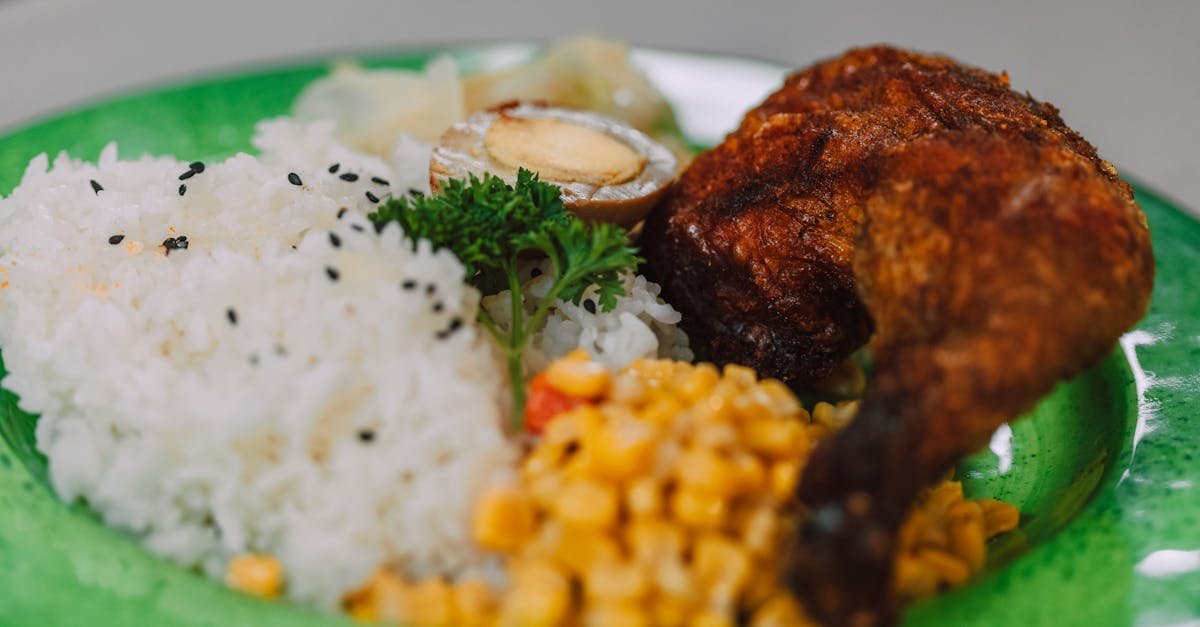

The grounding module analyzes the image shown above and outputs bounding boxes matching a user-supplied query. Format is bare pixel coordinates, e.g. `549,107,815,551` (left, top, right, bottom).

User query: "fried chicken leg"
640,46,1154,625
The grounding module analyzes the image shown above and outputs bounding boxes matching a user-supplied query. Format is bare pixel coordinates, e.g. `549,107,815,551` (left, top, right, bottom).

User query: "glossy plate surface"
0,44,1197,627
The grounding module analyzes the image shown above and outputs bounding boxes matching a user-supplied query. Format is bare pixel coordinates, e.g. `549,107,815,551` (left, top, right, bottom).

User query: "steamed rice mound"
0,122,514,607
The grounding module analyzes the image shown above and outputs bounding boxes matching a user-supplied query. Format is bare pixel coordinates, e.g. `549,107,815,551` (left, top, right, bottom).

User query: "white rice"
0,120,513,607
0,114,689,609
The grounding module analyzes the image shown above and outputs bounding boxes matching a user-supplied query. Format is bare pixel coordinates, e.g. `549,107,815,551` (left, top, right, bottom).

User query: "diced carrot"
524,372,583,434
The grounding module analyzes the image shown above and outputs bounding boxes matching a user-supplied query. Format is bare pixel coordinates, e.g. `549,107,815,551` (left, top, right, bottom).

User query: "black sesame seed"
288,172,303,186
365,191,380,204
357,429,376,443
226,308,238,326
249,354,259,366
407,188,421,196
339,173,359,182
108,234,125,245
178,184,187,196
449,317,463,331
425,283,437,295
350,224,364,233
530,267,543,278
583,299,597,314
432,301,444,313
337,207,348,219
329,232,341,248
90,180,104,194
179,169,195,181
189,161,205,173
370,176,390,186
401,279,417,291
325,266,340,281
373,220,386,234
328,163,340,174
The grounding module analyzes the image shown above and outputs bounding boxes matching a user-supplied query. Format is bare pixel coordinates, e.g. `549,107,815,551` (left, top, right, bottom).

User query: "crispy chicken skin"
641,46,1154,624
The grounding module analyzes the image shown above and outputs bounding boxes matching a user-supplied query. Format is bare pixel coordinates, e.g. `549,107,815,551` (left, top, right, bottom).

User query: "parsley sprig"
370,169,641,425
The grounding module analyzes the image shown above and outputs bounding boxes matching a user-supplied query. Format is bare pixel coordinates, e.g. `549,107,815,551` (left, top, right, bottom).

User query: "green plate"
0,44,1197,627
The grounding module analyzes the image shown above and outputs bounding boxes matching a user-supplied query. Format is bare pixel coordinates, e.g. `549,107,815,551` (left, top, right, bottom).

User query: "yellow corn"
498,560,570,627
738,505,779,556
641,395,685,427
690,609,736,627
742,419,805,458
474,484,535,552
756,379,803,418
546,351,612,399
582,602,651,627
979,498,1021,536
584,560,650,602
768,460,800,501
693,533,751,606
675,447,738,497
403,577,455,625
357,569,408,623
730,452,766,494
554,527,622,575
556,478,619,529
588,419,658,480
670,487,727,528
748,592,812,627
947,500,986,570
650,593,693,626
916,548,970,585
226,554,284,599
454,579,497,626
722,364,757,388
679,363,720,401
627,520,685,565
625,477,663,519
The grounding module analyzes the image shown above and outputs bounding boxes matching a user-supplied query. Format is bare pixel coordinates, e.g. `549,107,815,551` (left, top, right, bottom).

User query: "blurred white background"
1,0,1197,212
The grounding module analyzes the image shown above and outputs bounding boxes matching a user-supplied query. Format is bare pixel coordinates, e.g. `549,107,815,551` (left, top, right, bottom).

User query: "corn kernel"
360,570,409,622
748,592,812,627
916,548,970,585
454,579,497,626
730,452,766,494
653,557,697,600
722,364,757,388
627,520,685,565
556,478,619,528
650,593,693,626
947,500,986,570
611,373,648,406
756,379,802,417
584,560,650,602
690,608,736,627
894,554,940,599
226,554,284,599
768,460,800,501
403,577,455,625
498,560,570,627
676,447,738,497
546,355,612,399
693,533,751,605
583,602,651,627
641,396,685,427
692,391,735,423
670,488,727,528
626,477,663,518
979,498,1021,536
589,419,658,480
742,419,805,458
739,505,778,555
679,363,720,401
555,528,622,574
474,484,535,552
